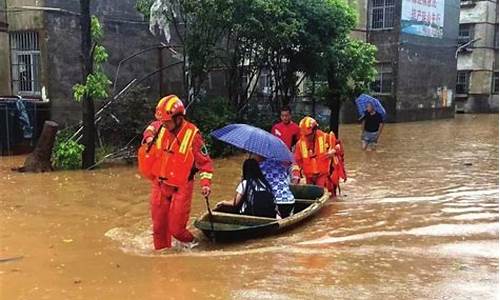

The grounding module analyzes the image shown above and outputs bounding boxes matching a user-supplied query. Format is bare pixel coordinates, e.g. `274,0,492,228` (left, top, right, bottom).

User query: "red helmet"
299,116,318,136
155,95,185,122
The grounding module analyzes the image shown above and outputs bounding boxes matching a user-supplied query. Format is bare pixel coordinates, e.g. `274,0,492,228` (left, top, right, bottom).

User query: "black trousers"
276,204,294,218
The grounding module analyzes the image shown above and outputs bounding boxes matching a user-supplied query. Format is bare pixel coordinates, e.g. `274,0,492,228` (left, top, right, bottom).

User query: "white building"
456,0,499,112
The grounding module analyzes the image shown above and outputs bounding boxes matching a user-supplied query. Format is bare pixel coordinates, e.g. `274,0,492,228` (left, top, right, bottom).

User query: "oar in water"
204,196,216,242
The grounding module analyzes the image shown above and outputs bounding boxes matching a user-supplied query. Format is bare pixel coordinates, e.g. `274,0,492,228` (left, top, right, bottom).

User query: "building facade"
362,0,461,122
0,0,177,126
455,0,499,113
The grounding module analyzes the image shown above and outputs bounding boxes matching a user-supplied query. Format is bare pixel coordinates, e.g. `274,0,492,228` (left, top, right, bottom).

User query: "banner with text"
401,0,445,38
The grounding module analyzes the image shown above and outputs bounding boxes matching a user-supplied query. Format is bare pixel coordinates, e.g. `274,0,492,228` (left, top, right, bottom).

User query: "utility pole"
80,0,95,168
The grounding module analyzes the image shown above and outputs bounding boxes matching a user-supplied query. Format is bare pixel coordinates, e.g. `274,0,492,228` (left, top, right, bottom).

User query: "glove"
201,186,211,197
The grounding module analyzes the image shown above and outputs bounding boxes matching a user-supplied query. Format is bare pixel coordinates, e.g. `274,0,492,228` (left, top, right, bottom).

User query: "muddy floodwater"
1,114,498,299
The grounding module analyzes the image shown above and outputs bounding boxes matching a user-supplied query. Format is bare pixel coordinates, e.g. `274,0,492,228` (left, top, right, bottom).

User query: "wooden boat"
194,184,329,242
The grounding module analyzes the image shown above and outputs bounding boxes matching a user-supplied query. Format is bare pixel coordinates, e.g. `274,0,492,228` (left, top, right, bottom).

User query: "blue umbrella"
355,94,386,119
211,124,294,162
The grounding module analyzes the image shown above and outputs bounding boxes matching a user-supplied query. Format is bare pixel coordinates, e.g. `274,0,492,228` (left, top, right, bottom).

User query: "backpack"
240,179,276,218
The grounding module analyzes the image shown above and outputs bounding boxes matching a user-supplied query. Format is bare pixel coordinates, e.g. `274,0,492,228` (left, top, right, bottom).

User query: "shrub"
52,130,85,170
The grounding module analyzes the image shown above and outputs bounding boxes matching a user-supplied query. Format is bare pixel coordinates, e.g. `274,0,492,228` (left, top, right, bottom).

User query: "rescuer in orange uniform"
291,116,341,194
138,95,213,250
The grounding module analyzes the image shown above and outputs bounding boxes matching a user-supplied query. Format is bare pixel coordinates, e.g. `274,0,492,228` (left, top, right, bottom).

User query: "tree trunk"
328,96,341,138
15,121,58,173
312,79,316,116
80,0,95,169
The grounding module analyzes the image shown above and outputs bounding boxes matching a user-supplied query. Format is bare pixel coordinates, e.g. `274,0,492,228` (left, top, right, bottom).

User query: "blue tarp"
0,98,36,154
15,98,33,139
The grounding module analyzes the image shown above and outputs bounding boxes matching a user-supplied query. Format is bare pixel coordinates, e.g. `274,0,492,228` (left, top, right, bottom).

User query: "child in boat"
216,159,276,218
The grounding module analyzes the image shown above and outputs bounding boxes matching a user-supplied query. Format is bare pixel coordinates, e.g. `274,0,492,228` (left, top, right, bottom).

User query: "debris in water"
0,256,24,263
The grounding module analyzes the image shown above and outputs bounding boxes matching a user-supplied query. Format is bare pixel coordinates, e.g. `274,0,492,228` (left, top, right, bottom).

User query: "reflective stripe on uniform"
199,172,213,180
155,127,166,149
318,136,325,153
300,141,308,158
179,128,193,154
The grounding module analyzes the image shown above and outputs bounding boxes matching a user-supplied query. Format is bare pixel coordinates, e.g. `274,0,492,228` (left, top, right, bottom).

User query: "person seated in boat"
216,159,276,218
250,154,296,219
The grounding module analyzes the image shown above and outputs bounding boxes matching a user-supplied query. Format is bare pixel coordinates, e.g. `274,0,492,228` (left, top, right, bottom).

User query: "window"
371,63,392,94
458,24,473,44
9,32,41,95
371,0,395,29
456,71,469,94
492,72,498,94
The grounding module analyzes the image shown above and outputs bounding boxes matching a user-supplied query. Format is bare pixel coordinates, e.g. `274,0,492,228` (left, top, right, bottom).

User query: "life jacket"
239,179,276,218
330,139,347,193
137,124,163,180
155,121,199,187
296,130,337,176
138,143,159,180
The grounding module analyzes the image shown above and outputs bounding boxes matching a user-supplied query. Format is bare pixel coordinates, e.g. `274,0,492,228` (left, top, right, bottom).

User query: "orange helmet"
299,116,318,136
155,95,186,122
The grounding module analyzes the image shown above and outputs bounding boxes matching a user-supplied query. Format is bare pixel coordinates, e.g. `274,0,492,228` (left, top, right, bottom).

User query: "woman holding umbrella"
211,124,296,218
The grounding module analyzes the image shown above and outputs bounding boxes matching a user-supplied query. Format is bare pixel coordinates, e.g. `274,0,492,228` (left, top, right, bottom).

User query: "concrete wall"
348,0,368,40
0,0,10,95
42,0,166,125
457,0,498,113
460,0,498,24
2,0,46,96
366,0,401,122
457,48,497,70
395,0,460,121
6,0,45,30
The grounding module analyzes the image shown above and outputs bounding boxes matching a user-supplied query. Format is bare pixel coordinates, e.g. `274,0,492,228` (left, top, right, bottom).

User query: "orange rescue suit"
137,120,213,249
293,130,336,176
292,130,338,194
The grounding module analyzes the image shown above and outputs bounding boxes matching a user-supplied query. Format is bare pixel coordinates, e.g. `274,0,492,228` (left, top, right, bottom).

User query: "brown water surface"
1,114,498,299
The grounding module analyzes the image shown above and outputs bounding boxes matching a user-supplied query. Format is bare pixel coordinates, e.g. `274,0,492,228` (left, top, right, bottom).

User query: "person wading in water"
138,95,214,250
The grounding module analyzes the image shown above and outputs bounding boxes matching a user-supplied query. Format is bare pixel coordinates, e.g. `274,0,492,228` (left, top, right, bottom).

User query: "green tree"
147,0,232,103
140,0,374,134
136,0,154,18
325,38,377,136
73,10,112,168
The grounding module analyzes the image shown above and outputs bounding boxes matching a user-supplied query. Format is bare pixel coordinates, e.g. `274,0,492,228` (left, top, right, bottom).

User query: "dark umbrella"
211,124,294,162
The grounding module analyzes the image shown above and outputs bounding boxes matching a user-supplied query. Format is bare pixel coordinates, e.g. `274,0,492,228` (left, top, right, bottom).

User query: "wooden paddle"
204,196,216,242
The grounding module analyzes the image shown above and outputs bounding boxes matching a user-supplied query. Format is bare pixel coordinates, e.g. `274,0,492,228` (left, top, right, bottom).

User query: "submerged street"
0,114,498,299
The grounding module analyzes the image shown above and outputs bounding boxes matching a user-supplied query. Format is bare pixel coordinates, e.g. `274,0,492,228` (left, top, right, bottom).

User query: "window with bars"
371,63,393,94
492,72,498,94
458,24,473,44
9,32,41,95
371,0,395,29
456,71,469,94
